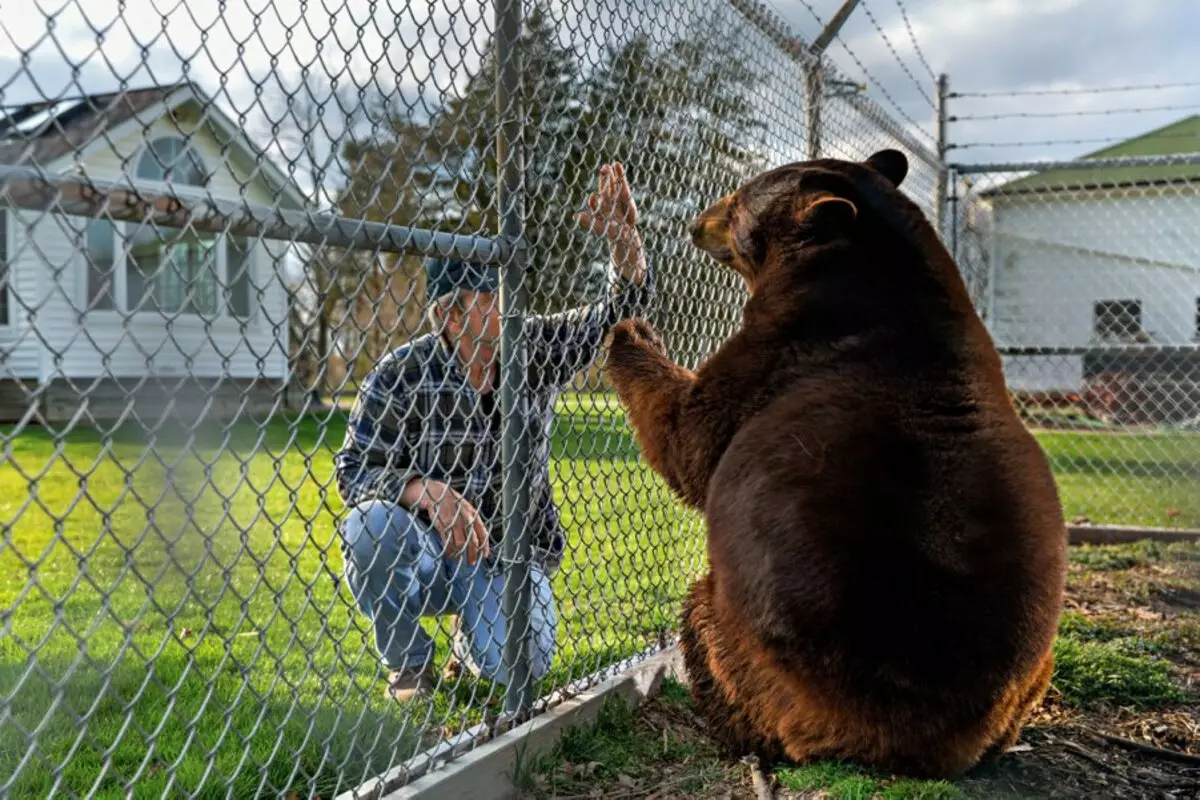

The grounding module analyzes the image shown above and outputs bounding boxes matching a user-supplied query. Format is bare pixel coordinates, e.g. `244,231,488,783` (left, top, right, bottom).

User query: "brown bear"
603,149,1068,779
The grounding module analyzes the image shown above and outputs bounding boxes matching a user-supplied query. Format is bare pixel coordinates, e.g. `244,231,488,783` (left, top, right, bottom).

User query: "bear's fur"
604,150,1068,778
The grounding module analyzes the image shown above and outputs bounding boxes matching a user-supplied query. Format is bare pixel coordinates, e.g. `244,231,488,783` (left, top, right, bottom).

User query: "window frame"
0,208,12,327
77,135,259,323
1092,298,1143,342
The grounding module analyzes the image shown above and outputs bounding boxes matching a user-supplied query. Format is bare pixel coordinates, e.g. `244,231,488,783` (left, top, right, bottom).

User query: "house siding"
12,101,291,387
988,190,1200,393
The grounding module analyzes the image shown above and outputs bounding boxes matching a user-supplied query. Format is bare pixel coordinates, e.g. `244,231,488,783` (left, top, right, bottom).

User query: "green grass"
1033,429,1200,528
0,394,1196,797
1068,538,1200,571
776,762,964,800
0,395,702,799
1052,618,1189,709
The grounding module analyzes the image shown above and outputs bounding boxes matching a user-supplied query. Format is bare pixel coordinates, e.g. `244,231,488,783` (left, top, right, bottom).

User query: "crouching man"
333,163,653,701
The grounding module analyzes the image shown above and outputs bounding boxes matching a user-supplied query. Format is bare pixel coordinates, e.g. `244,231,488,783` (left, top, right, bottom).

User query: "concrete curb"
1068,524,1200,545
380,647,687,800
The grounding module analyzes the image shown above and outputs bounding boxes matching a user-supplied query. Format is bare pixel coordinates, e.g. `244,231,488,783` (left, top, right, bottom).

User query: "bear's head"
689,149,912,290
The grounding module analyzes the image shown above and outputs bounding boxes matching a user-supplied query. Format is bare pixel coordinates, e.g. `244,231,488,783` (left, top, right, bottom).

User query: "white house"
0,82,311,424
974,115,1200,417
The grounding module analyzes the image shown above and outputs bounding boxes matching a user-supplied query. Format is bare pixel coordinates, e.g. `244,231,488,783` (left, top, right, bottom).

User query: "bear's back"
703,322,1066,718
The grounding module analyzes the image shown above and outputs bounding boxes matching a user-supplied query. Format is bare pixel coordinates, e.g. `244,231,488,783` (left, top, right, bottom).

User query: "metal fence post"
495,0,534,718
934,73,949,241
804,63,823,161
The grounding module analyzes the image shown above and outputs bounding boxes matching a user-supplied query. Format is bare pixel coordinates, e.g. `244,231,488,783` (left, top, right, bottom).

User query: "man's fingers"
472,517,490,561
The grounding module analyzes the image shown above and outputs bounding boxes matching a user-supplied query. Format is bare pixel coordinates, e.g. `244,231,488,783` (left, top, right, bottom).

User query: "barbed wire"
951,103,1200,122
765,0,938,146
947,132,1200,150
893,0,936,83
857,0,935,109
950,81,1200,99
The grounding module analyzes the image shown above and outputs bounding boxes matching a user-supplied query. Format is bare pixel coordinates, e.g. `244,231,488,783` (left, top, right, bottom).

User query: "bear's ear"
795,194,858,233
865,149,908,187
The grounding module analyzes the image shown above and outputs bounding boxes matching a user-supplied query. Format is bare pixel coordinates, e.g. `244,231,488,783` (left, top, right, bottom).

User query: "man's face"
451,290,501,355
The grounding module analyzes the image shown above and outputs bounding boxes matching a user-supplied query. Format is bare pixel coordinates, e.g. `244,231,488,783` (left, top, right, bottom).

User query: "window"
85,217,117,311
226,236,253,318
0,209,9,326
79,219,254,320
136,136,207,185
77,139,253,320
1094,299,1142,341
1195,297,1199,340
127,224,219,315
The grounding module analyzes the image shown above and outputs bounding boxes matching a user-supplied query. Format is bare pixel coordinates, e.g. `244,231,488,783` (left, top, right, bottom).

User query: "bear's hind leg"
680,574,785,765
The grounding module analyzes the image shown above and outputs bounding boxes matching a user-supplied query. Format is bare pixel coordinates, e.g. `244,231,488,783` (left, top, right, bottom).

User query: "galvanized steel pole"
934,73,949,240
495,0,534,717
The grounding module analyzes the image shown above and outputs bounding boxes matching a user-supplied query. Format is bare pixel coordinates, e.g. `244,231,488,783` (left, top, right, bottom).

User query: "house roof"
979,114,1200,198
0,82,310,211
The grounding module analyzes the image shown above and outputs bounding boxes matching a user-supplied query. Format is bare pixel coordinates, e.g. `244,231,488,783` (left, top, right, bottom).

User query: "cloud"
5,0,1195,198
765,0,1200,168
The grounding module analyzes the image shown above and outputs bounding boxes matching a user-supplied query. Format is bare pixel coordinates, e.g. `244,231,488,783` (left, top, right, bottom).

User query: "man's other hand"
410,480,490,565
579,161,647,285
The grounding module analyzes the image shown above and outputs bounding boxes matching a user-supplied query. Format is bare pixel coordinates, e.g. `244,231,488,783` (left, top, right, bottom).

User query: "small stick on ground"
1093,733,1200,768
741,755,774,800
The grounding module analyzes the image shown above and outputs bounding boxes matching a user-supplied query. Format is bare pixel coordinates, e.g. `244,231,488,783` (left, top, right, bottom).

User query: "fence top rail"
951,151,1200,174
0,163,511,264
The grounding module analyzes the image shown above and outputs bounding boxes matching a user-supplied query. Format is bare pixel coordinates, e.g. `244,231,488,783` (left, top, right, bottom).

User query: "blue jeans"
340,500,558,685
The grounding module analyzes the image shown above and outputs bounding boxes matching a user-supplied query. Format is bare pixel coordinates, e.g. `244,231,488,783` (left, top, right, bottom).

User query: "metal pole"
495,0,533,718
0,164,510,263
934,73,949,240
804,63,823,161
803,0,860,162
949,172,959,265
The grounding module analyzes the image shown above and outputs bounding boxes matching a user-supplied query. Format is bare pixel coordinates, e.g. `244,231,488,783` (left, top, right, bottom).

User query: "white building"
0,82,310,424
974,115,1200,421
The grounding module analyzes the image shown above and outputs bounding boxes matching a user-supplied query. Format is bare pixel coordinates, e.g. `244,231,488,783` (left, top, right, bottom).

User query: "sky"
2,0,1198,187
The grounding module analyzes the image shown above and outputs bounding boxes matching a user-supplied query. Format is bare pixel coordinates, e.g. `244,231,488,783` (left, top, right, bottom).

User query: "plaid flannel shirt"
334,262,654,575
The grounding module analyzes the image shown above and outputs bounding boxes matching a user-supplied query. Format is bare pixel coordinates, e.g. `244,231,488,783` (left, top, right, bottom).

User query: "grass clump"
776,761,963,800
1051,635,1187,709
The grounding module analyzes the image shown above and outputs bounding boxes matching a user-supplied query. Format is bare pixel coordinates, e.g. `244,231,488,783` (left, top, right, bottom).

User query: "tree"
430,2,595,314
578,21,768,368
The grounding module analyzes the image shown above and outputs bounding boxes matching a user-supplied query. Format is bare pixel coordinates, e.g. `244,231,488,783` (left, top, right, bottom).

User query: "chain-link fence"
950,152,1200,532
0,0,947,796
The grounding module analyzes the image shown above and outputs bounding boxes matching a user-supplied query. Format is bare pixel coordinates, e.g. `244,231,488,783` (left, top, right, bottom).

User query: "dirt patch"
521,541,1200,799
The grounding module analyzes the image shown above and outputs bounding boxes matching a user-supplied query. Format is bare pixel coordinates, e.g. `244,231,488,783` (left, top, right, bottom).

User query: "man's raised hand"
579,161,646,284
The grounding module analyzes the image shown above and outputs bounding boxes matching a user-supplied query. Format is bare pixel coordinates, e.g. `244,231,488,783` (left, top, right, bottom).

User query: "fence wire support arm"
495,0,535,720
0,165,509,263
809,0,861,57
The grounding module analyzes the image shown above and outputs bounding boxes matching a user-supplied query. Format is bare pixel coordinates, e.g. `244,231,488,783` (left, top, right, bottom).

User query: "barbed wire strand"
893,0,936,83
952,103,1200,122
857,0,935,109
950,81,1200,99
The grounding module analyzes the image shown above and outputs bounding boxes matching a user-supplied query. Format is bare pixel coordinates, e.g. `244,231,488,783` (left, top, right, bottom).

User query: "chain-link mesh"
0,0,947,796
951,154,1200,532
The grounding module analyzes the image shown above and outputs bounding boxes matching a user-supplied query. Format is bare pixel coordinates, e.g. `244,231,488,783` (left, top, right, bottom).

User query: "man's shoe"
385,667,437,703
450,617,484,679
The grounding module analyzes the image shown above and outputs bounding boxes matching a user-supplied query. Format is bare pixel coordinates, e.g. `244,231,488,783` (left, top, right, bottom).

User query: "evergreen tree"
431,2,593,314
579,18,768,367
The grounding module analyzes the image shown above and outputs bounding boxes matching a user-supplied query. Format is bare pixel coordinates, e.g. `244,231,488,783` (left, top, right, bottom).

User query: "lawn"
0,394,1196,798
